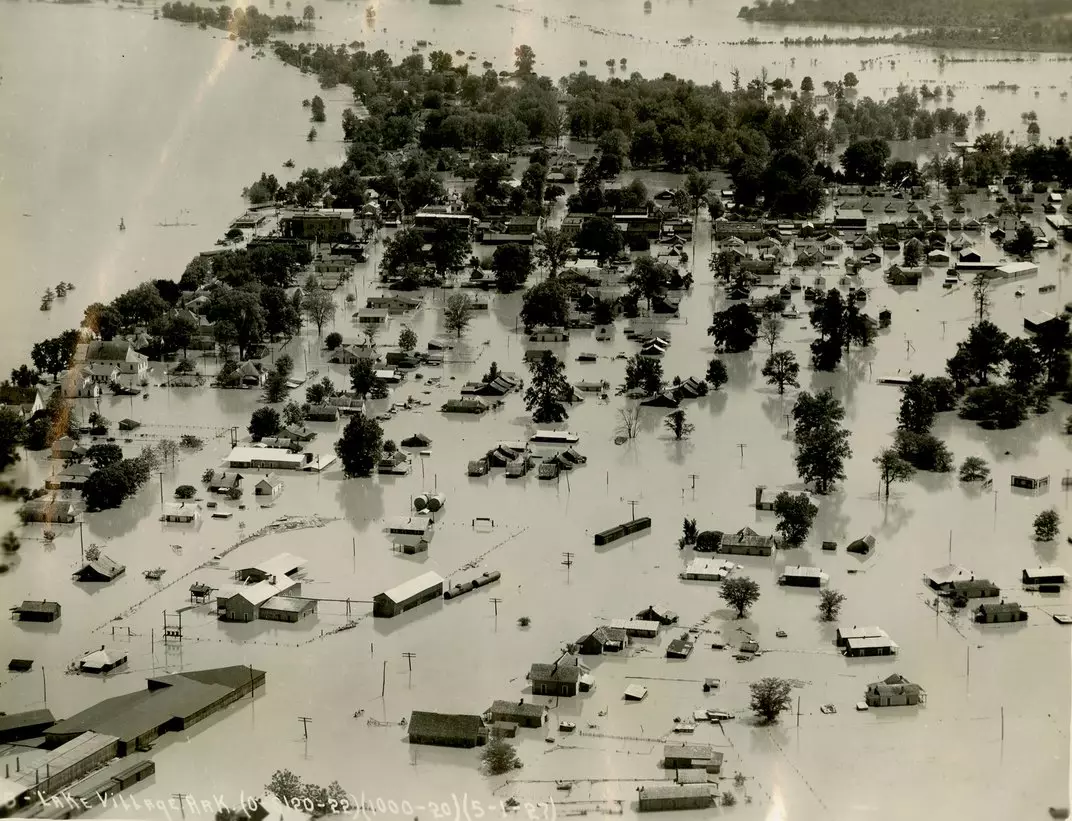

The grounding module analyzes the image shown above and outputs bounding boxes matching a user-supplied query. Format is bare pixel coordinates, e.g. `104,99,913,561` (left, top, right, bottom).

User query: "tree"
325,331,343,350
85,443,124,470
208,289,265,360
524,351,570,424
1005,223,1036,259
898,374,938,433
576,216,624,265
303,290,336,336
623,257,671,310
773,491,817,546
88,412,110,434
706,358,728,390
282,401,306,427
801,76,814,93
398,327,418,352
663,409,694,441
970,272,992,324
841,138,891,185
534,227,571,277
249,407,281,441
264,371,289,404
275,354,294,379
616,406,641,440
894,430,954,472
793,390,851,494
1005,338,1043,393
175,484,196,500
902,241,922,269
514,44,536,75
959,456,990,483
349,359,380,398
762,351,799,394
873,448,915,498
948,321,1008,387
10,365,39,389
620,354,664,396
31,330,80,381
843,71,859,88
491,243,533,292
760,313,783,355
84,303,123,340
444,293,474,337
482,738,522,775
335,412,383,477
520,279,569,331
266,770,304,807
750,677,793,724
0,407,23,472
380,228,426,282
818,589,846,622
429,223,471,280
1034,508,1060,541
113,282,168,327
959,384,1027,429
720,576,760,618
310,95,325,122
708,304,759,353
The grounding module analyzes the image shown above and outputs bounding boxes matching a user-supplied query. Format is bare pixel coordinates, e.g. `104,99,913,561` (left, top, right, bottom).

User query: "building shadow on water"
86,488,157,540
371,596,444,637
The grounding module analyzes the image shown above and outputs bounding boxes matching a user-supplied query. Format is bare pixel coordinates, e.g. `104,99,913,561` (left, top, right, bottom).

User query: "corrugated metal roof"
10,732,119,788
380,571,444,604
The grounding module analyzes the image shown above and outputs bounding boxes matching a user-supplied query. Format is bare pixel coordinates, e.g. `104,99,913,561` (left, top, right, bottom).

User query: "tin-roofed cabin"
10,600,60,622
408,711,487,748
975,602,1028,624
1023,567,1067,585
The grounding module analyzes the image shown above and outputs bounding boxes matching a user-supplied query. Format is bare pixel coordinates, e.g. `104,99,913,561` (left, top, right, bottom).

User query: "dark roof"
976,602,1023,616
0,709,55,734
8,659,33,672
13,600,60,615
408,711,485,742
47,667,263,744
489,700,544,719
528,659,584,683
401,433,432,447
75,556,125,579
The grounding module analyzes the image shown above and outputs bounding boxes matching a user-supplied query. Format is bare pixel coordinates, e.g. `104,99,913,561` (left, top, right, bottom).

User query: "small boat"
119,217,126,231
555,781,573,791
144,568,166,580
211,511,233,520
558,720,576,732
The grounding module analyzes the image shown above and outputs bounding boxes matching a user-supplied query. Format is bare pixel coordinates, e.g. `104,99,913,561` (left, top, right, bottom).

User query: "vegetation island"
739,0,1072,51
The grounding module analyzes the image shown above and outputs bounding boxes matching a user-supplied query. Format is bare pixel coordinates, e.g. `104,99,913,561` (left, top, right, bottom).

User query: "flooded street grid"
0,1,1071,819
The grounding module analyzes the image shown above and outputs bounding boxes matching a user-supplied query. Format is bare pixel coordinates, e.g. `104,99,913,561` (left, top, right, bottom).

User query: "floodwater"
0,1,1071,819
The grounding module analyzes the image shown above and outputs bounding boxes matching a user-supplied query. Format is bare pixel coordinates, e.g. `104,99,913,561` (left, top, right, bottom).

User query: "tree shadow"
724,352,757,389
334,474,385,532
1032,538,1058,565
874,500,914,540
812,490,852,544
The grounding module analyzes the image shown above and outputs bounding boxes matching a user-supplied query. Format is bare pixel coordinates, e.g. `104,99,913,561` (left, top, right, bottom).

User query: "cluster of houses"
467,431,586,480
214,553,316,623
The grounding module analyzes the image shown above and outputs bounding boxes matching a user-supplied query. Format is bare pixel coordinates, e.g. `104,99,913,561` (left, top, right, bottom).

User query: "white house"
82,340,150,380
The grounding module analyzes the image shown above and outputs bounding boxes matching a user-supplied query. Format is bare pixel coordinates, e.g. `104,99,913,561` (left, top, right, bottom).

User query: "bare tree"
616,405,641,440
971,272,991,324
760,313,784,355
157,438,178,468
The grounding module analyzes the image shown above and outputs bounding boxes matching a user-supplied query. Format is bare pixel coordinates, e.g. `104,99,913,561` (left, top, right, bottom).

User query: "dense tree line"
161,2,301,44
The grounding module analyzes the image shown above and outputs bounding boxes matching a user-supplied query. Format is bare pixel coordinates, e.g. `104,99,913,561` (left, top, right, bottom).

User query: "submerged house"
975,601,1028,623
73,555,125,582
637,785,713,812
947,578,1000,600
527,655,589,697
373,571,444,618
79,647,128,674
636,604,678,625
10,600,61,622
442,398,489,415
575,626,629,655
865,674,925,707
485,700,545,729
719,527,775,556
407,711,487,748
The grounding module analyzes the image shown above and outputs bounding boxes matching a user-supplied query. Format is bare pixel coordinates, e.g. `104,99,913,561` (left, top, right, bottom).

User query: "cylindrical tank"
425,493,446,512
413,494,429,512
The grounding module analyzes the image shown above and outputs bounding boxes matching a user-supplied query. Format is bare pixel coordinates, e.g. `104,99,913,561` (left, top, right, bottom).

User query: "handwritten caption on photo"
13,791,556,821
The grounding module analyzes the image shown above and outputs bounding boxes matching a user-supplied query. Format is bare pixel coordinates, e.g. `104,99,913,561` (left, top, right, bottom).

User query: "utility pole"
78,519,84,562
796,696,801,728
41,667,46,706
158,472,164,505
784,414,791,435
402,652,416,672
490,598,502,617
173,796,188,819
625,499,639,521
381,660,387,698
736,443,746,465
1001,705,1004,741
561,552,574,582
687,474,699,491
298,716,312,739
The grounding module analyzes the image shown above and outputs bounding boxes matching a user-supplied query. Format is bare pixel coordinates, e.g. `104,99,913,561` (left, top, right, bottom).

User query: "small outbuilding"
948,579,1000,599
623,684,648,702
865,674,925,707
636,604,678,625
254,474,284,498
844,636,899,657
847,534,876,555
160,502,199,523
485,700,545,729
666,638,694,659
1011,474,1049,490
778,566,826,587
10,600,61,622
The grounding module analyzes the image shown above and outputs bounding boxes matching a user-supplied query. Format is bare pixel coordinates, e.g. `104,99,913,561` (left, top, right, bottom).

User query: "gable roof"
408,711,485,742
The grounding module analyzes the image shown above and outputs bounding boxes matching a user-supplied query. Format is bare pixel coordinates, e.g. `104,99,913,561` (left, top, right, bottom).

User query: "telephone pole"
736,443,746,465
381,660,387,698
561,552,574,582
489,598,502,617
687,474,699,491
402,652,416,672
158,472,164,505
41,667,46,706
625,499,639,521
173,796,188,819
298,716,312,739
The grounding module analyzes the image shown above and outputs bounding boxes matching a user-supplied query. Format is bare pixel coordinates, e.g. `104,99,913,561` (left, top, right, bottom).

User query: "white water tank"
425,493,446,512
413,494,429,512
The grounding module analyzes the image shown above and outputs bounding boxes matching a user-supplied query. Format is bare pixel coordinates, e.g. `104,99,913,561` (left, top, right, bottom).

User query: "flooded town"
1,0,1072,818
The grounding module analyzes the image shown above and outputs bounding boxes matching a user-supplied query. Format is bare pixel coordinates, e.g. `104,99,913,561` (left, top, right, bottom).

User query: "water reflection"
334,472,385,531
